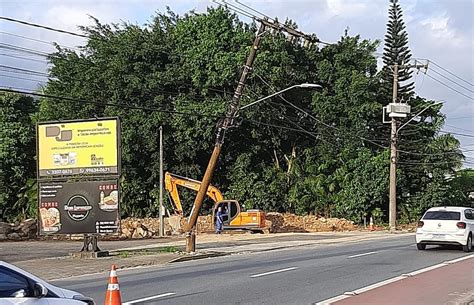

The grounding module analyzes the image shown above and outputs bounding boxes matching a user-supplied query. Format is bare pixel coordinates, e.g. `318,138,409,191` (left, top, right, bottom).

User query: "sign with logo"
38,180,120,234
37,118,119,177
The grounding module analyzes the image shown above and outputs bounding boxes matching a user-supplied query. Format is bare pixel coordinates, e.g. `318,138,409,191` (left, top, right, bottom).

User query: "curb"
168,252,228,263
315,254,474,305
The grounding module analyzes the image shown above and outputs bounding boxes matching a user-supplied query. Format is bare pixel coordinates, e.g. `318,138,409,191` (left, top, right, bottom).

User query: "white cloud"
326,0,370,17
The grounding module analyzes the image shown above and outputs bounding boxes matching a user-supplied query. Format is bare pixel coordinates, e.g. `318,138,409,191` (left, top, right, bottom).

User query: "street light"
239,83,321,111
389,100,444,230
396,101,443,134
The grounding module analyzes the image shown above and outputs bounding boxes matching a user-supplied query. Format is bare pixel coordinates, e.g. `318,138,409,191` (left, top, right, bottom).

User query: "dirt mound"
265,213,356,233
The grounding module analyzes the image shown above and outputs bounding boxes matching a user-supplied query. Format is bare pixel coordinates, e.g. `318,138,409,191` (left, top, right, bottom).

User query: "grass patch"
116,246,180,258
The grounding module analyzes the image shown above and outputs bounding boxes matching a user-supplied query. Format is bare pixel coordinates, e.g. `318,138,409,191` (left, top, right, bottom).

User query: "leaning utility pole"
183,18,320,252
183,21,267,252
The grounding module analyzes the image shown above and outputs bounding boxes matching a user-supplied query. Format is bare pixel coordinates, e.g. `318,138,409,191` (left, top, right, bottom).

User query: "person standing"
215,206,226,234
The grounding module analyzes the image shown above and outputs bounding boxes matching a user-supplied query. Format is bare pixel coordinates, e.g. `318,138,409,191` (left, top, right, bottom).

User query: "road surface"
54,235,471,304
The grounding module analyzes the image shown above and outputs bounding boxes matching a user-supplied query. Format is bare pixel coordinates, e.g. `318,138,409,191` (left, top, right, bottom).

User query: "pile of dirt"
120,217,174,238
0,219,37,240
1,213,357,241
265,213,357,233
180,215,214,233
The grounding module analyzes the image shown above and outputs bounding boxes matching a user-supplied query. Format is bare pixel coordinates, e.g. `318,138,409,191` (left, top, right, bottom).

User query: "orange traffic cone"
369,216,375,231
105,265,122,305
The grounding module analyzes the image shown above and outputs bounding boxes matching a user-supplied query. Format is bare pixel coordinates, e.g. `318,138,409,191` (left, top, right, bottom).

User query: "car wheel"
417,243,426,250
462,234,472,253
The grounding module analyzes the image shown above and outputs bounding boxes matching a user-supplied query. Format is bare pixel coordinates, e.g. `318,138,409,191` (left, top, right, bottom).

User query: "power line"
0,31,81,51
0,53,48,63
0,87,229,118
429,66,473,94
447,116,474,120
0,16,89,39
397,160,466,166
425,72,473,101
0,87,340,139
397,148,473,156
0,74,48,83
0,43,50,57
254,72,389,149
0,65,51,77
429,60,473,87
444,124,474,133
439,130,474,138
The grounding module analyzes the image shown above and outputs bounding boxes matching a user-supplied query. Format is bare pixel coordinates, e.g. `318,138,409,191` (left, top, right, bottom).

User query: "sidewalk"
327,255,474,305
5,231,401,280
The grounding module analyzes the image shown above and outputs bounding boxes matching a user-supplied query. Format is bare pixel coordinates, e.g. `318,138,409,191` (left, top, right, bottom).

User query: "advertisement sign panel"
38,180,120,234
37,118,119,177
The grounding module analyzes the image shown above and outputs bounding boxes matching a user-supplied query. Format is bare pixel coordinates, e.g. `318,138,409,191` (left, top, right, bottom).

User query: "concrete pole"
159,125,164,237
389,64,398,231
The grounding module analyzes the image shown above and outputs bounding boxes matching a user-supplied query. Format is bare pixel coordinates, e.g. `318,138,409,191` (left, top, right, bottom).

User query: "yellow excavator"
164,172,266,232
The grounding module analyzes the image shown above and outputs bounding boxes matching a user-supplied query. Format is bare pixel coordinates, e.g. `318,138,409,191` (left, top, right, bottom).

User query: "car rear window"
423,211,461,220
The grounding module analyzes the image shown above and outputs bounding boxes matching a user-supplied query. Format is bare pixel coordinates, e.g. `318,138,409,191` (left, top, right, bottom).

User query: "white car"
416,206,473,252
0,261,95,305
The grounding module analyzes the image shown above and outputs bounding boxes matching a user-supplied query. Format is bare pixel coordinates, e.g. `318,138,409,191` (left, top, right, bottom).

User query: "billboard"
37,118,119,177
38,180,120,234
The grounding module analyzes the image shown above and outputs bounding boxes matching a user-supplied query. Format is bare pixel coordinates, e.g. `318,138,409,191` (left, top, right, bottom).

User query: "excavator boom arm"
164,172,224,215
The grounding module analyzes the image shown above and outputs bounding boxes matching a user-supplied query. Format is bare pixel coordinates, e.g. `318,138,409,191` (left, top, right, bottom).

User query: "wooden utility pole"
389,64,398,231
183,18,320,252
388,62,428,230
183,21,267,252
159,125,164,237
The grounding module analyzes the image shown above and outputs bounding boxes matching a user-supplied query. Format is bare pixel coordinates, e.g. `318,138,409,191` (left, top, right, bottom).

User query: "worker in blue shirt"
215,206,227,234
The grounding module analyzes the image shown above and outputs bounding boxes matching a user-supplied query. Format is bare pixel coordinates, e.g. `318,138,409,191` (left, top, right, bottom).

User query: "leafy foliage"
0,93,37,221
2,5,469,224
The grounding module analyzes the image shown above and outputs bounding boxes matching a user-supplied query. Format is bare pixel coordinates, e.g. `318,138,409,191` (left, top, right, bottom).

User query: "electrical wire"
254,72,389,149
439,130,474,138
0,53,49,63
425,72,473,101
0,31,81,51
397,148,472,156
429,66,473,94
0,87,341,139
0,43,50,57
397,160,467,166
0,74,48,83
429,60,473,87
0,65,51,77
444,124,474,133
0,16,89,39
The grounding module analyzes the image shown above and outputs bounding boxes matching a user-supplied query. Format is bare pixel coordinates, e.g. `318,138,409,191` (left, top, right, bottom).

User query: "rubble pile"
1,213,357,240
265,213,357,233
120,217,173,238
0,219,37,240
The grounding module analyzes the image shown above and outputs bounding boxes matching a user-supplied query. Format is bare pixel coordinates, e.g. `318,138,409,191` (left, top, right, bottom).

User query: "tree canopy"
1,4,468,223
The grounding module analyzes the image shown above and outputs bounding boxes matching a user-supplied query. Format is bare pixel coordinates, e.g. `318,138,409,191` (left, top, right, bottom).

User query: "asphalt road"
1,233,347,263
54,235,471,304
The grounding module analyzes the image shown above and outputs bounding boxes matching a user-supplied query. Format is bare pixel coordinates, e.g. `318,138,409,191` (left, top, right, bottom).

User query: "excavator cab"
212,200,265,233
213,200,241,226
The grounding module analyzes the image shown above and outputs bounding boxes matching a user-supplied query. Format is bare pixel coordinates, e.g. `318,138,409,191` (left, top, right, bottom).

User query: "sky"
1,0,473,166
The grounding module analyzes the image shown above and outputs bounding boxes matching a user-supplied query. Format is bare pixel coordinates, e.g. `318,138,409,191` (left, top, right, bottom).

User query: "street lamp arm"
396,101,443,134
238,83,321,111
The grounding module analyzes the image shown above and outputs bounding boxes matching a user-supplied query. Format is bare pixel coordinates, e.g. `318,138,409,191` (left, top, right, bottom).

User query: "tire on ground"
417,243,426,250
462,234,472,253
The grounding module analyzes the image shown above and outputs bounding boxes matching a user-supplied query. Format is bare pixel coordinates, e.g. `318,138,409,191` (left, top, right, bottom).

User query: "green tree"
379,0,464,222
381,0,414,102
0,92,37,221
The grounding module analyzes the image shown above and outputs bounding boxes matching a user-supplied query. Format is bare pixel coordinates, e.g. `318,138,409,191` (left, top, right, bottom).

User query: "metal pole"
159,125,164,237
389,64,398,231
